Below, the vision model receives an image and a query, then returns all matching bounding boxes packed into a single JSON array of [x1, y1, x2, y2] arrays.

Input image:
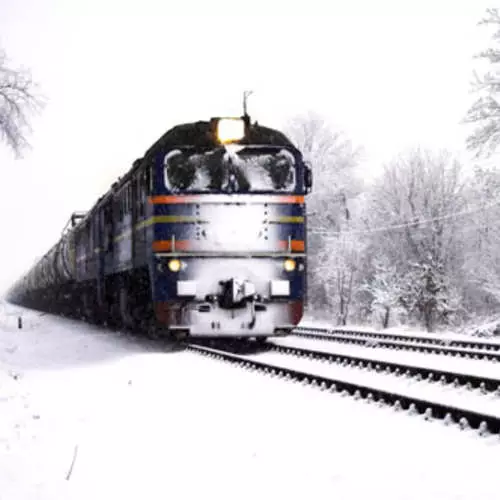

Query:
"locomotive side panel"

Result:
[[134, 165, 153, 268], [113, 183, 134, 273], [75, 220, 97, 283]]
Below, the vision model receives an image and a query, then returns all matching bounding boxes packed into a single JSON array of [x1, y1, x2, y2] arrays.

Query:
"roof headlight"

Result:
[[217, 118, 245, 144]]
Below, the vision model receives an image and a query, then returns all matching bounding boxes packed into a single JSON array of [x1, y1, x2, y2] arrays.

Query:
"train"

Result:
[[6, 115, 313, 340]]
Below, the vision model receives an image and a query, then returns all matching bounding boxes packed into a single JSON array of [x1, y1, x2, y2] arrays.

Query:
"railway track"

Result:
[[267, 341, 500, 394], [294, 327, 500, 362], [185, 340, 500, 437], [51, 316, 500, 437]]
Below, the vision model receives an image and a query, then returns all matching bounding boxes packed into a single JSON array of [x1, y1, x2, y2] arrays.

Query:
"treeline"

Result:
[[285, 9, 500, 333]]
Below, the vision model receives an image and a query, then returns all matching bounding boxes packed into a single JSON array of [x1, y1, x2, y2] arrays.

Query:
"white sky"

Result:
[[0, 0, 495, 292]]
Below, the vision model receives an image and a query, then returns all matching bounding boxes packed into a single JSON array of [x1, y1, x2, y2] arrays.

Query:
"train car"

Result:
[[7, 115, 313, 340]]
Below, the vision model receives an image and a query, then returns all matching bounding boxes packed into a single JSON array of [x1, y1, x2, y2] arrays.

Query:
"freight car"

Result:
[[7, 115, 313, 340]]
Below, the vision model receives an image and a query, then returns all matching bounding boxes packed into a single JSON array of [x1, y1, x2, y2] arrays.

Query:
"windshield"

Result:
[[163, 146, 298, 193]]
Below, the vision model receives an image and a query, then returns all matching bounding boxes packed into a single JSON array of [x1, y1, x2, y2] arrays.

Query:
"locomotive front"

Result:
[[149, 117, 312, 339]]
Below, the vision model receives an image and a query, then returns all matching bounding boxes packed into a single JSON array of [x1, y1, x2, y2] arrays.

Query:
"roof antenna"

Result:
[[243, 90, 253, 119]]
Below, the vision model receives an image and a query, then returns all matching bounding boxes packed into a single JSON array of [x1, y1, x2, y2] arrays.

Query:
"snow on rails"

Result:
[[294, 326, 500, 362], [186, 343, 500, 436]]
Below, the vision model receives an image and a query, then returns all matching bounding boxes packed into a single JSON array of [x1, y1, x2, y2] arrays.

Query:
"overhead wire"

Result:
[[307, 196, 500, 238]]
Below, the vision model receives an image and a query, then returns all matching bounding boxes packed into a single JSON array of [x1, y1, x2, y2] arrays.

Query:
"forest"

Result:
[[285, 9, 500, 333]]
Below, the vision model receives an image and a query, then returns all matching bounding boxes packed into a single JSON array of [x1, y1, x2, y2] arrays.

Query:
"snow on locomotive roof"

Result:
[[143, 119, 297, 161]]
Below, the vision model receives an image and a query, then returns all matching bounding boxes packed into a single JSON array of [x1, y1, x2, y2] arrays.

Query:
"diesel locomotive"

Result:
[[6, 115, 313, 340]]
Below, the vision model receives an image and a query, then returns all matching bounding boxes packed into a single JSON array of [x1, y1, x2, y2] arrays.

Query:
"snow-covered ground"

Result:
[[249, 347, 500, 419], [296, 331, 500, 362], [274, 335, 500, 379], [299, 316, 500, 345], [1, 302, 499, 500]]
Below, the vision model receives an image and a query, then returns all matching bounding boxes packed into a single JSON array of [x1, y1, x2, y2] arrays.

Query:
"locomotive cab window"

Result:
[[163, 146, 298, 194]]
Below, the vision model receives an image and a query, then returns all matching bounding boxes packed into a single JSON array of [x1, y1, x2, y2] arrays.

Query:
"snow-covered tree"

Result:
[[399, 260, 463, 331], [0, 48, 43, 157], [460, 164, 500, 313], [360, 257, 402, 328], [365, 149, 466, 331], [286, 111, 363, 231], [464, 8, 500, 156], [285, 112, 364, 320]]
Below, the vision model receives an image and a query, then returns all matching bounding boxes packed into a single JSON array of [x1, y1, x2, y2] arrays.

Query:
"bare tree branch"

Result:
[[0, 48, 44, 158]]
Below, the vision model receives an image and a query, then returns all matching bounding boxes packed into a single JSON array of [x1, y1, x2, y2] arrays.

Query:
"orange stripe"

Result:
[[148, 195, 304, 204], [292, 240, 305, 251], [153, 239, 304, 252], [149, 195, 199, 204], [152, 240, 191, 252], [278, 240, 305, 252], [278, 195, 304, 204]]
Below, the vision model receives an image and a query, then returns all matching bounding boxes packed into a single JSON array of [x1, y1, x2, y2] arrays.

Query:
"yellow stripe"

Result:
[[114, 228, 133, 242], [135, 215, 208, 231], [134, 215, 302, 230], [134, 218, 154, 231], [154, 215, 208, 224], [110, 216, 202, 244], [85, 215, 303, 258], [269, 216, 304, 223]]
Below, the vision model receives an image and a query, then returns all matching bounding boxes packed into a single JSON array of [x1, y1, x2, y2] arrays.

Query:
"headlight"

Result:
[[217, 118, 245, 144], [168, 259, 182, 272], [283, 258, 296, 272]]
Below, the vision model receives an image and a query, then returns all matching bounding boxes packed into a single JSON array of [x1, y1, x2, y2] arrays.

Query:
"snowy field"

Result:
[[254, 343, 500, 419], [275, 335, 500, 379], [300, 316, 500, 345], [1, 301, 499, 500]]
